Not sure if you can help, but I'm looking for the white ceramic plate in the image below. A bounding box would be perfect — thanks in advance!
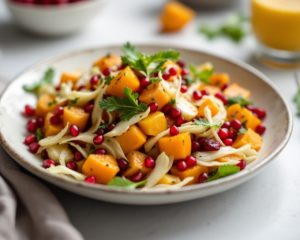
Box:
[0,44,292,205]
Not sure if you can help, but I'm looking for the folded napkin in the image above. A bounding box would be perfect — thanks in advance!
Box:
[0,78,83,240]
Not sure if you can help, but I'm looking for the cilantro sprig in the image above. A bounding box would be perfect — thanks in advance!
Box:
[194,118,220,129]
[189,64,214,84]
[99,87,148,120]
[208,165,240,181]
[227,96,252,107]
[108,177,146,189]
[23,68,55,94]
[121,42,180,77]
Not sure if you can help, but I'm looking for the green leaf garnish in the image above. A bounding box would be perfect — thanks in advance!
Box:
[23,68,55,94]
[35,128,44,141]
[199,14,248,43]
[294,88,300,116]
[108,177,146,189]
[227,96,252,107]
[189,64,214,84]
[121,42,180,76]
[68,97,79,108]
[208,165,240,181]
[194,118,220,129]
[149,77,161,83]
[99,87,148,120]
[104,75,114,85]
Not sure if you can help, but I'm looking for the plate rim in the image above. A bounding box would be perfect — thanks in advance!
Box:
[0,43,294,196]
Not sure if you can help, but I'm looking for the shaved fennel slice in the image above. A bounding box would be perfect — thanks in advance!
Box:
[198,160,240,167]
[59,148,73,166]
[144,124,207,152]
[46,165,85,181]
[204,107,224,146]
[160,75,181,98]
[99,138,127,160]
[193,144,257,163]
[176,96,198,121]
[144,152,173,188]
[69,142,88,158]
[143,177,193,191]
[105,108,150,137]
[59,132,96,145]
[39,123,69,147]
[46,144,72,163]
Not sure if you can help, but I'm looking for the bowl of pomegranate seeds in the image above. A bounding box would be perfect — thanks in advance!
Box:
[5,0,107,36]
[0,44,292,204]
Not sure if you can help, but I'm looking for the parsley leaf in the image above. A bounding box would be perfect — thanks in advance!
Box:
[227,96,252,107]
[35,128,44,141]
[23,68,55,94]
[99,87,148,121]
[208,165,240,181]
[294,88,300,116]
[189,64,214,84]
[108,177,146,189]
[68,97,79,108]
[194,118,220,129]
[121,42,180,76]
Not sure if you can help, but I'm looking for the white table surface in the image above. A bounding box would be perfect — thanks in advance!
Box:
[0,0,299,239]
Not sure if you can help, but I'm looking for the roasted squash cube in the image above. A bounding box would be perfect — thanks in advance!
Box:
[93,54,121,71]
[233,128,263,151]
[138,111,167,136]
[246,114,262,130]
[227,103,242,120]
[106,66,140,97]
[158,132,191,160]
[123,151,151,177]
[35,94,58,117]
[171,165,208,184]
[60,72,81,87]
[44,112,63,137]
[157,174,180,185]
[139,83,171,110]
[199,85,220,95]
[224,83,250,99]
[63,106,89,131]
[116,125,147,154]
[82,154,119,184]
[209,73,230,87]
[198,98,219,117]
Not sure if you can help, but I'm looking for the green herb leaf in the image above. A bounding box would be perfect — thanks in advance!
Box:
[99,87,148,120]
[189,64,214,84]
[149,77,161,83]
[23,68,55,94]
[227,96,252,107]
[104,75,114,85]
[47,99,58,107]
[35,128,44,141]
[169,98,176,105]
[68,97,79,108]
[194,118,220,129]
[108,177,146,189]
[294,88,300,116]
[208,165,240,181]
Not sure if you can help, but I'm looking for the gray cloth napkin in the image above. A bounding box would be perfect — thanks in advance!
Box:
[0,79,83,240]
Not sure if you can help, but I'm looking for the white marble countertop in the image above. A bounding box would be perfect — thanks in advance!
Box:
[0,0,299,239]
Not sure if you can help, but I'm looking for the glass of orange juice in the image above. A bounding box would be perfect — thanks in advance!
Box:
[251,0,300,67]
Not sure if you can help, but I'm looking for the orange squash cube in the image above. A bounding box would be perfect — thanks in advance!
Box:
[209,73,230,87]
[82,154,119,184]
[224,83,250,99]
[93,54,122,71]
[139,83,171,110]
[63,106,89,131]
[227,103,242,120]
[171,165,208,184]
[123,151,151,177]
[138,111,167,136]
[60,72,81,87]
[116,125,147,154]
[233,128,263,151]
[199,85,220,95]
[35,94,58,117]
[44,113,63,137]
[158,132,191,160]
[106,66,140,97]
[246,114,262,130]
[198,98,219,117]
[157,174,180,185]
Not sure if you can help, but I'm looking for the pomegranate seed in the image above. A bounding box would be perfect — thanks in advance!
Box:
[77,85,86,91]
[54,106,64,116]
[107,123,116,131]
[69,124,80,137]
[214,92,228,105]
[192,141,200,152]
[131,172,144,182]
[253,108,266,119]
[84,103,94,113]
[36,117,44,127]
[24,134,37,145]
[170,108,181,119]
[236,160,247,170]
[180,85,188,93]
[73,151,82,161]
[140,77,150,88]
[228,129,237,139]
[55,85,61,91]
[117,158,129,171]
[85,176,96,184]
[181,69,188,76]
[162,73,170,80]
[149,102,158,113]
[193,90,202,100]
[223,138,233,146]
[198,172,209,183]
[221,121,231,129]
[23,104,35,117]
[218,128,229,140]
[198,137,206,147]
[230,119,242,130]
[28,142,40,153]
[95,128,105,135]
[144,156,155,168]
[90,75,99,85]
[41,150,49,159]
[185,156,197,168]
[169,67,177,76]
[200,90,209,96]
[102,68,111,76]
[203,139,221,151]
[175,116,185,126]
[27,119,38,133]
[42,159,56,169]
[255,124,266,135]
[169,125,179,136]
[176,60,185,68]
[66,161,77,170]
[221,84,229,91]
[95,148,107,155]
[93,134,104,145]
[177,160,188,171]
[162,104,172,115]
[50,115,62,125]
